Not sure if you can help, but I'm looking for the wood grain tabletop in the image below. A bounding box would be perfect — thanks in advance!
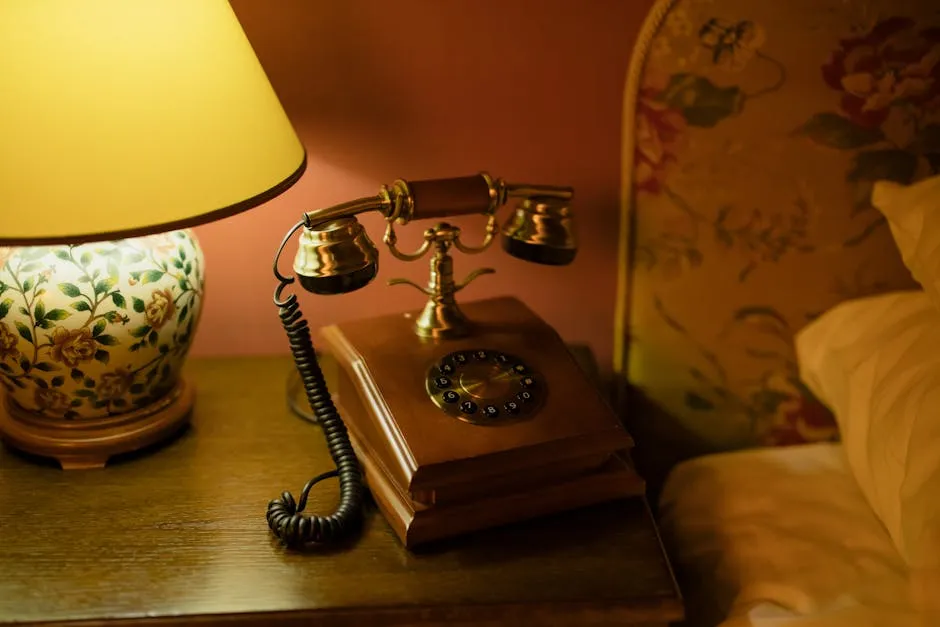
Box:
[0,355,683,626]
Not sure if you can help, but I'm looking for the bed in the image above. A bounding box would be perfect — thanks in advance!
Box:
[613,0,940,624]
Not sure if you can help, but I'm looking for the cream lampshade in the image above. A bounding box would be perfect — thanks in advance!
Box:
[0,0,306,468]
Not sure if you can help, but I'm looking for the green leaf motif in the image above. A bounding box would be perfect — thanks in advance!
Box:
[51,376,65,388]
[94,350,109,364]
[0,298,13,320]
[20,262,41,274]
[653,296,688,335]
[141,270,165,284]
[14,321,32,343]
[94,277,117,295]
[178,305,189,324]
[22,277,34,292]
[685,391,716,411]
[32,362,59,372]
[795,112,884,149]
[110,292,126,309]
[19,248,47,262]
[54,250,71,262]
[33,301,45,321]
[95,334,119,346]
[148,330,159,346]
[58,283,82,298]
[660,73,744,128]
[75,389,95,398]
[44,308,70,321]
[79,252,92,266]
[130,325,151,338]
[71,301,91,312]
[132,297,146,313]
[92,319,107,337]
[19,357,31,372]
[848,149,918,185]
[70,368,84,382]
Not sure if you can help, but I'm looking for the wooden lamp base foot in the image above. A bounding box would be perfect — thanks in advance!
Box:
[0,379,195,470]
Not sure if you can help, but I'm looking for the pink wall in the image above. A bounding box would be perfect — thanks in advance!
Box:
[190,0,651,374]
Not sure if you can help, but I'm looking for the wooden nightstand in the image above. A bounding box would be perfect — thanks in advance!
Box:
[0,356,683,626]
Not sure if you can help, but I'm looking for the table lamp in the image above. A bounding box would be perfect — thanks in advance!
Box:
[0,1,305,469]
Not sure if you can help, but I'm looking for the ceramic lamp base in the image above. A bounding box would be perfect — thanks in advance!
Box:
[0,379,194,470]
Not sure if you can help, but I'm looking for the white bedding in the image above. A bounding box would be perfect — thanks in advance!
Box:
[658,443,925,627]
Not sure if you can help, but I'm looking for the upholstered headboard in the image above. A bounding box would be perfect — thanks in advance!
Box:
[615,0,939,477]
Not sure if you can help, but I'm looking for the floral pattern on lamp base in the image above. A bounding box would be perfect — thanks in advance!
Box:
[0,229,204,421]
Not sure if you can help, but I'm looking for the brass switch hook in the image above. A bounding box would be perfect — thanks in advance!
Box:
[283,171,577,338]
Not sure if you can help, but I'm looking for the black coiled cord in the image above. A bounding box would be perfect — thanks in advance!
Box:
[266,222,364,548]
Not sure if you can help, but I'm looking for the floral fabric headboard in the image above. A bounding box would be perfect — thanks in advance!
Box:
[615,0,939,468]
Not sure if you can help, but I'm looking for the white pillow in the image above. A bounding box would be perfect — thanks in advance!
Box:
[795,290,940,574]
[872,174,940,312]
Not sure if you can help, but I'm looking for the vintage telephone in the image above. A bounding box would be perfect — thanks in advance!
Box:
[265,172,642,549]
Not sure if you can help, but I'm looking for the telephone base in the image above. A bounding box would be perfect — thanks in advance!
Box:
[350,427,644,547]
[318,296,645,548]
[0,379,193,470]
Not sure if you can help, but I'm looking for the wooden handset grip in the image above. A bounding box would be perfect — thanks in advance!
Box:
[406,175,494,221]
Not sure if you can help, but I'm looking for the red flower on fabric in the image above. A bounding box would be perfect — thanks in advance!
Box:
[821,17,940,128]
[765,394,838,446]
[634,84,686,194]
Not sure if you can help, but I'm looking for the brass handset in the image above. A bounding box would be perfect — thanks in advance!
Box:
[266,172,577,549]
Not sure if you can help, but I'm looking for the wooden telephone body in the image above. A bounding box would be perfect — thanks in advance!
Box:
[320,297,643,547]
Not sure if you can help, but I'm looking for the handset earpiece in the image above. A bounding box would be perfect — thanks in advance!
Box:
[500,198,577,266]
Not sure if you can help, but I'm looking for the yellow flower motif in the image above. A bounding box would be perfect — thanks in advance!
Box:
[145,289,176,330]
[0,323,19,361]
[33,387,70,416]
[50,327,97,368]
[99,368,134,400]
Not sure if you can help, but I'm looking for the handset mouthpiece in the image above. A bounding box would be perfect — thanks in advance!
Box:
[292,217,379,295]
